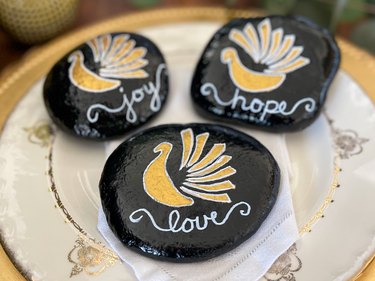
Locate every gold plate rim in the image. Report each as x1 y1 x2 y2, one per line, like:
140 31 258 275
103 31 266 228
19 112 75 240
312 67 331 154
0 7 374 281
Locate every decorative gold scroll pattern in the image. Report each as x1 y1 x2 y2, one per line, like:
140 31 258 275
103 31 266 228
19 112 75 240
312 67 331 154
264 243 302 281
299 156 341 235
45 127 119 277
68 235 118 278
23 121 54 147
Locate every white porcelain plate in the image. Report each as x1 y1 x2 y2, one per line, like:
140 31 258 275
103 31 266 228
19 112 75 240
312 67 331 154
0 22 374 281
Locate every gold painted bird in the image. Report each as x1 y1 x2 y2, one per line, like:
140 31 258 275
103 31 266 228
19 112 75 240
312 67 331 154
143 128 237 207
221 18 310 93
68 34 149 93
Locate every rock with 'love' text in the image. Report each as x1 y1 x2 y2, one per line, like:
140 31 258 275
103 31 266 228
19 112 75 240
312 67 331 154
100 123 280 262
43 32 168 139
191 16 340 132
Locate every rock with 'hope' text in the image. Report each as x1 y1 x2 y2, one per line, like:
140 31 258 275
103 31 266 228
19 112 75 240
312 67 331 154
191 16 340 132
44 32 168 139
100 123 280 262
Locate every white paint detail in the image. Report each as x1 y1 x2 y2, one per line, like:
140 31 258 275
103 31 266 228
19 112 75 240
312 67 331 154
183 181 235 192
186 166 237 183
180 186 231 203
187 155 232 177
86 64 165 123
129 201 251 233
188 143 226 173
200 82 316 123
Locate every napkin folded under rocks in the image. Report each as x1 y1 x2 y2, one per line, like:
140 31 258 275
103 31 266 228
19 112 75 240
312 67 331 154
97 60 299 281
98 131 299 281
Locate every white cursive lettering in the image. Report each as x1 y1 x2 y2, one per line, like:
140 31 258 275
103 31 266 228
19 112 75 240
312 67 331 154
86 64 166 123
200 82 316 123
129 201 251 233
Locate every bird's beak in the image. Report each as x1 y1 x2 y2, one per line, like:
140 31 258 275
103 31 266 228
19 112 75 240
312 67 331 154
153 143 164 153
153 142 171 154
220 48 232 64
68 51 80 63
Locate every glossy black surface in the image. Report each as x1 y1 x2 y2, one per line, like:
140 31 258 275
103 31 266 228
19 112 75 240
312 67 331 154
100 123 280 262
191 16 340 132
43 32 168 140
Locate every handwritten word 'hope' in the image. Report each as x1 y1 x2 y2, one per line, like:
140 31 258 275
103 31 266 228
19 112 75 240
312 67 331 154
200 83 316 122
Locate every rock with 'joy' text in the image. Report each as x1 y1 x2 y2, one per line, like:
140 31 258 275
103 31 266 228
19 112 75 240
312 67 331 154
44 32 168 139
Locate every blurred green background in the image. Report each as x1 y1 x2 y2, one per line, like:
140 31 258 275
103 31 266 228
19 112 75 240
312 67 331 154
135 0 375 54
260 0 375 54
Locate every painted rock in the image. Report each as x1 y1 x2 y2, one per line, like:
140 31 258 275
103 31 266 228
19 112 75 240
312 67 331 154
43 33 168 139
191 16 340 132
100 123 280 262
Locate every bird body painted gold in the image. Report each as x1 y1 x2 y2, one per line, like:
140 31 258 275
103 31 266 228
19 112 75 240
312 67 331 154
222 18 310 93
221 47 285 93
143 129 237 207
68 51 120 93
143 142 194 207
68 34 149 93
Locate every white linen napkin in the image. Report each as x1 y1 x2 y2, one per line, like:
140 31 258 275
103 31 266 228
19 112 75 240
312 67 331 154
97 133 299 281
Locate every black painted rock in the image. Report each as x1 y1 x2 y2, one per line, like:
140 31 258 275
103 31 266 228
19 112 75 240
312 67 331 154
191 16 340 132
100 123 279 262
44 32 168 139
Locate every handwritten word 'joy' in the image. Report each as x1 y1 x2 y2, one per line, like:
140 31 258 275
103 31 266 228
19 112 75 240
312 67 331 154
86 64 166 123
